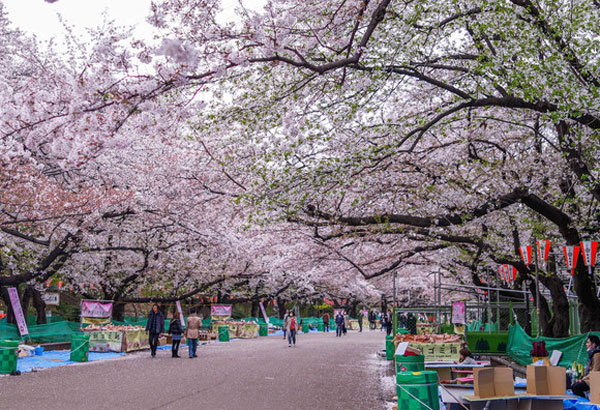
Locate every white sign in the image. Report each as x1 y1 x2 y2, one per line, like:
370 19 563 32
42 292 60 305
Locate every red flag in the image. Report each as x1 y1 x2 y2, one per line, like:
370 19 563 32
45 279 52 288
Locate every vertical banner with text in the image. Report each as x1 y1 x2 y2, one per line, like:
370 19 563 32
452 301 466 325
259 301 269 324
175 301 185 328
8 287 29 337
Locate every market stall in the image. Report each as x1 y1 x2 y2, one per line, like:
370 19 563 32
84 324 149 352
211 321 259 339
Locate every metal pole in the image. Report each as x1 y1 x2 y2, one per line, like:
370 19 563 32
495 267 500 331
393 271 397 307
533 241 541 337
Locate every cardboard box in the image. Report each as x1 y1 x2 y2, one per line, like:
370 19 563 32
473 367 515 398
590 371 600 404
526 365 566 396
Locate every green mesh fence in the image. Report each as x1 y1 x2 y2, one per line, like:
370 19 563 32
0 320 81 343
506 323 597 367
0 314 335 343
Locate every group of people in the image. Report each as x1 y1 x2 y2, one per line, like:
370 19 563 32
145 304 203 359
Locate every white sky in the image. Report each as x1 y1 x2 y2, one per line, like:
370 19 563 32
3 0 256 43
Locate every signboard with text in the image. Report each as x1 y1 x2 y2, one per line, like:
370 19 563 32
210 304 232 320
42 292 60 306
408 342 461 361
81 300 113 327
8 287 29 337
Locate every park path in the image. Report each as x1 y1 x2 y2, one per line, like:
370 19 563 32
0 330 394 410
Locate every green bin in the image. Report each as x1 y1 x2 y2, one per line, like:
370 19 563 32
218 326 230 342
386 335 394 360
259 323 268 337
0 340 19 374
396 371 439 410
396 354 425 374
70 333 90 362
317 322 324 332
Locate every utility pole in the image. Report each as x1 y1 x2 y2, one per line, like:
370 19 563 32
533 241 541 337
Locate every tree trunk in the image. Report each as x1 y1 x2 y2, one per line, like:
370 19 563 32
277 298 287 319
31 287 47 324
0 287 16 325
112 301 125 322
538 273 570 337
529 280 552 335
563 227 600 331
251 299 259 318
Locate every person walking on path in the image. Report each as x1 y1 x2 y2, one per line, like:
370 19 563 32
386 310 393 336
146 304 165 358
572 335 600 397
343 312 350 335
322 312 330 332
357 310 363 332
335 312 344 337
185 310 201 358
168 316 183 358
286 312 298 347
282 310 290 340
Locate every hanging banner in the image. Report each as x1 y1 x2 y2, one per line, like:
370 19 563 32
519 246 532 266
258 301 269 324
81 300 113 318
537 240 552 262
210 304 232 320
175 301 185 328
7 287 29 337
563 245 580 276
581 241 598 274
451 301 466 324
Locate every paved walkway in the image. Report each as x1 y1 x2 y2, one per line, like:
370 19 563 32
0 330 394 410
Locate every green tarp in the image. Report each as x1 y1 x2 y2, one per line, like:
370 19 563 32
506 323 595 367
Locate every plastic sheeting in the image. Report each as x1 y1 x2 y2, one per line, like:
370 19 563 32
506 323 597 367
563 398 600 409
14 350 125 373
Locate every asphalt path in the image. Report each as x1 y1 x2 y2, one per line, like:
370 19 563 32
0 330 394 410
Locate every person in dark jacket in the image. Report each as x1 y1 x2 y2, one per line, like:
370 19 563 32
335 312 344 337
168 317 183 358
145 304 165 357
322 312 330 332
407 312 417 335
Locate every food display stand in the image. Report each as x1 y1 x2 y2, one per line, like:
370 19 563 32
211 321 259 339
84 325 149 352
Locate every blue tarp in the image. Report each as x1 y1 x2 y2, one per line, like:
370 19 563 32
564 398 600 409
15 350 125 373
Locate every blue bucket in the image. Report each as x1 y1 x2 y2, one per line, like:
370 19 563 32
34 346 44 356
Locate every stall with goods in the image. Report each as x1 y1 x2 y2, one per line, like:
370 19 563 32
83 324 149 352
211 320 259 339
